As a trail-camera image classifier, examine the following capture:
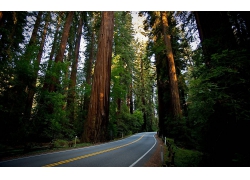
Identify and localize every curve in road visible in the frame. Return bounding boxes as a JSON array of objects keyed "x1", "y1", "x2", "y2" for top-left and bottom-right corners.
[{"x1": 0, "y1": 132, "x2": 157, "y2": 167}]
